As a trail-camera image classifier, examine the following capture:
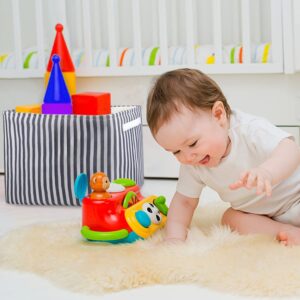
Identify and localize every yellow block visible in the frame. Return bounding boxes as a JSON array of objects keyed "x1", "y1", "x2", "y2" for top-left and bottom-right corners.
[
  {"x1": 125, "y1": 195, "x2": 167, "y2": 239},
  {"x1": 15, "y1": 104, "x2": 41, "y2": 114},
  {"x1": 44, "y1": 71, "x2": 76, "y2": 95}
]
